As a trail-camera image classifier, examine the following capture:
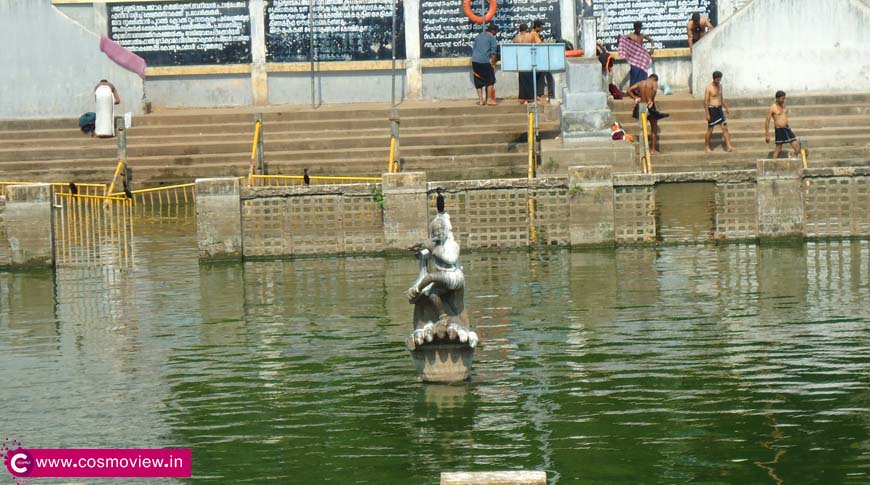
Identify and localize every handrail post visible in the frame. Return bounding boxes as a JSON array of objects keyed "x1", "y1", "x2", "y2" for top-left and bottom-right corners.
[
  {"x1": 389, "y1": 107, "x2": 401, "y2": 173},
  {"x1": 107, "y1": 118, "x2": 127, "y2": 196},
  {"x1": 528, "y1": 111, "x2": 536, "y2": 179},
  {"x1": 255, "y1": 113, "x2": 265, "y2": 175},
  {"x1": 638, "y1": 103, "x2": 651, "y2": 174}
]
